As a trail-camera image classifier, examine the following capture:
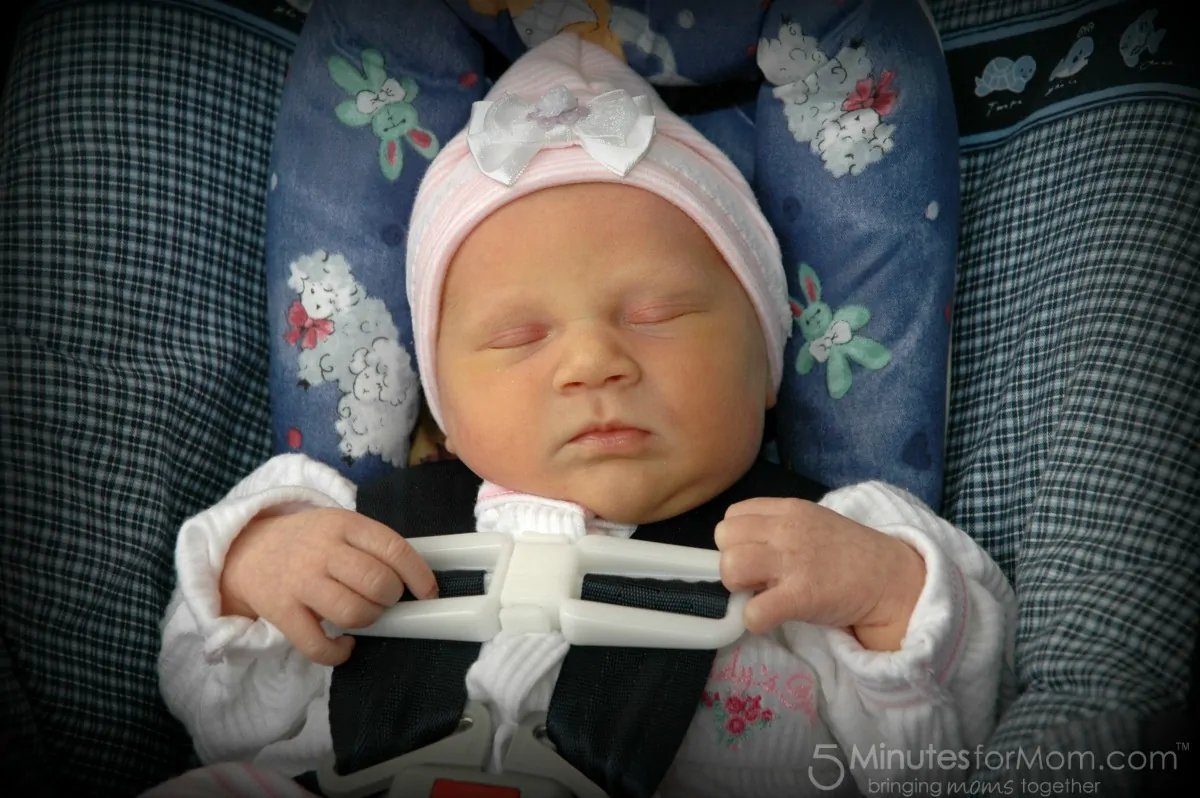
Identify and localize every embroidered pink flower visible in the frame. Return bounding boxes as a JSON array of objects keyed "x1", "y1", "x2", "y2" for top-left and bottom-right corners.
[
  {"x1": 842, "y1": 70, "x2": 897, "y2": 115},
  {"x1": 700, "y1": 691, "x2": 777, "y2": 749}
]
